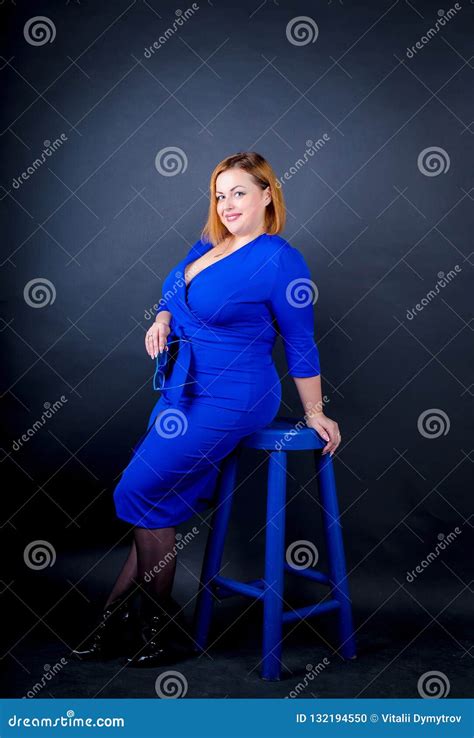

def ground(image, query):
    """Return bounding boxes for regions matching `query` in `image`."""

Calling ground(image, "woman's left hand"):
[306,413,341,457]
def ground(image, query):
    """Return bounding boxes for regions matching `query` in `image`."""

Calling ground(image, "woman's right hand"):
[145,320,171,359]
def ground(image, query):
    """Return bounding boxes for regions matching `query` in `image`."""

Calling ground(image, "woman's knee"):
[113,475,134,515]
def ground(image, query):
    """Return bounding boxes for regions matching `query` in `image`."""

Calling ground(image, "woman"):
[72,151,341,668]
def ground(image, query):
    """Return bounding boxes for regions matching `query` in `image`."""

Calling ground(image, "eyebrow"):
[215,185,246,194]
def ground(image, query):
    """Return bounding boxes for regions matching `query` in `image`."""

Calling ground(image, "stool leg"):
[315,452,357,659]
[262,451,287,681]
[193,449,240,652]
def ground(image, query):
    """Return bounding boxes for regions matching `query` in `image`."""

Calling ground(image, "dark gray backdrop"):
[1,0,472,699]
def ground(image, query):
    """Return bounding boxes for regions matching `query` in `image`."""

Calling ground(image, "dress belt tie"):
[128,326,193,457]
[153,324,193,408]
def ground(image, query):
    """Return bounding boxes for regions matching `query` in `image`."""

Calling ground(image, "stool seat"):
[193,416,357,681]
[241,416,326,451]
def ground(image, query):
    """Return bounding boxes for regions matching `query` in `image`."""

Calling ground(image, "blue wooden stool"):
[192,417,357,680]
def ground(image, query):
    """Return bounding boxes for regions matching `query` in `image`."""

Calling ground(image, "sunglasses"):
[152,338,191,391]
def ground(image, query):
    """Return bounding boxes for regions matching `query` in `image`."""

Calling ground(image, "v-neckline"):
[184,232,266,293]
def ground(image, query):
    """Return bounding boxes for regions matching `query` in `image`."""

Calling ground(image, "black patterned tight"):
[104,527,177,609]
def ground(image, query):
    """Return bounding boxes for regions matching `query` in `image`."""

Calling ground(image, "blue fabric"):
[113,233,321,528]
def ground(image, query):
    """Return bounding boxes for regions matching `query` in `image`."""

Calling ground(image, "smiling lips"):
[225,213,241,221]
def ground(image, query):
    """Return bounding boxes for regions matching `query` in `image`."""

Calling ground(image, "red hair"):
[201,151,286,247]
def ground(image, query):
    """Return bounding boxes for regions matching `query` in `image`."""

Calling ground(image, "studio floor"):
[3,555,472,700]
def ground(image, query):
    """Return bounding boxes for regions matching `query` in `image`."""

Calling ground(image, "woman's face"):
[215,168,270,238]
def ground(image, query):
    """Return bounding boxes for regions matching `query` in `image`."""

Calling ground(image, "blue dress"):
[113,233,321,528]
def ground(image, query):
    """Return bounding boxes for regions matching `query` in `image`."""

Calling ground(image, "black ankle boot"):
[71,594,131,661]
[126,596,193,668]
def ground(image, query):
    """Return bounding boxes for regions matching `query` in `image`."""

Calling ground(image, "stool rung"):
[282,599,340,624]
[284,562,330,585]
[194,440,357,681]
[214,576,264,600]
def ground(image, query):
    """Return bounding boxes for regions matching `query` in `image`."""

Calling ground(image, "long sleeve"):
[155,296,170,319]
[156,302,170,317]
[268,245,321,377]
[155,239,202,320]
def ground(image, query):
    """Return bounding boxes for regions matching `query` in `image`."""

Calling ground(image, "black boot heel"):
[126,597,194,668]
